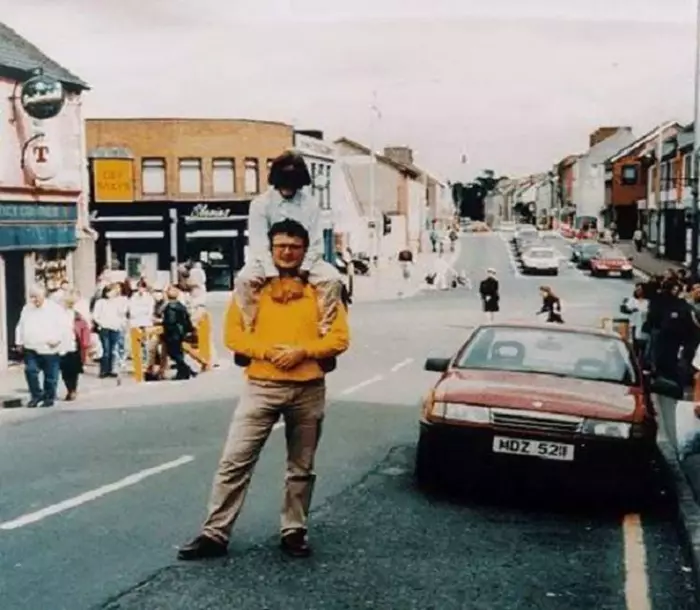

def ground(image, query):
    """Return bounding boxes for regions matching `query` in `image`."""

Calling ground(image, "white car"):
[520,246,559,275]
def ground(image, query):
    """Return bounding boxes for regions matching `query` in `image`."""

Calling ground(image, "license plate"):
[492,436,574,461]
[608,271,620,276]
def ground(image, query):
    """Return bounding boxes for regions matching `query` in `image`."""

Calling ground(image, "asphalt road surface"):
[0,233,697,610]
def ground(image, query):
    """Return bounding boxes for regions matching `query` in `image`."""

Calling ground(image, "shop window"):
[141,158,166,195]
[179,158,202,194]
[212,158,235,194]
[620,164,638,186]
[244,158,259,194]
[34,250,68,292]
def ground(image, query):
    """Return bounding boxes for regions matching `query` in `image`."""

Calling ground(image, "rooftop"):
[0,22,87,89]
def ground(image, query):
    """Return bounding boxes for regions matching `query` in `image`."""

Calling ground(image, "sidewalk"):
[614,241,683,279]
[351,242,462,303]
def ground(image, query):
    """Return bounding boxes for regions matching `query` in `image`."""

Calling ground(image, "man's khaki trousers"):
[202,378,325,544]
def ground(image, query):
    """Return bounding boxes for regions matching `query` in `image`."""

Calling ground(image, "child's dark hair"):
[268,151,312,190]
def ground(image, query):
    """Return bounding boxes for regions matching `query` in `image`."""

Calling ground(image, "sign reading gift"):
[93,158,134,202]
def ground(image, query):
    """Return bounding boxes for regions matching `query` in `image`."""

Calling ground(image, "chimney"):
[589,126,631,148]
[383,146,414,166]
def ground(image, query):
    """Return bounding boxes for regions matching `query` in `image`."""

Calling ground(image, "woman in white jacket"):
[93,284,128,378]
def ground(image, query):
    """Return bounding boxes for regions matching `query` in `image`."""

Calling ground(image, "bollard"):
[130,327,145,382]
[182,311,212,371]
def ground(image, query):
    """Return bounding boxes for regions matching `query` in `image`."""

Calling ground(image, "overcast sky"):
[2,0,697,179]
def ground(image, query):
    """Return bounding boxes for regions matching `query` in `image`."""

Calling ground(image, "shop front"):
[89,200,251,291]
[0,202,78,364]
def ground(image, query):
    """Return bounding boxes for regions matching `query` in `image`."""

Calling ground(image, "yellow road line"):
[623,513,651,610]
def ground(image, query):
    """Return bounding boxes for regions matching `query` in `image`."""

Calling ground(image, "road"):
[0,232,696,610]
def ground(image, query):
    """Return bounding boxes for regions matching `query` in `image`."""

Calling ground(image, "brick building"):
[85,118,293,290]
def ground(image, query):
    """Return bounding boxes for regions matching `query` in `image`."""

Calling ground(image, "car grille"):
[491,409,582,437]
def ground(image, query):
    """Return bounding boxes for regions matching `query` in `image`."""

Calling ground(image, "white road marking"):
[339,375,384,395]
[0,455,195,531]
[622,513,651,610]
[390,358,414,373]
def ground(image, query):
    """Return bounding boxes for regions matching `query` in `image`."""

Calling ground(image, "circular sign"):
[20,70,65,120]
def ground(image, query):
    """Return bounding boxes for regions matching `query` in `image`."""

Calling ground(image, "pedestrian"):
[59,290,92,401]
[231,152,342,365]
[537,286,564,323]
[177,219,350,561]
[14,284,66,408]
[633,227,644,253]
[128,279,156,369]
[625,283,650,364]
[479,268,500,322]
[92,284,127,378]
[649,280,690,382]
[161,285,197,380]
[397,249,414,298]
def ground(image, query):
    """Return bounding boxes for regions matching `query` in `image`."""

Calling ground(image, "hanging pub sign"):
[20,68,66,120]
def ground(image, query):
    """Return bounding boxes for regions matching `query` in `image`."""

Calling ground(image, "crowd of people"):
[13,267,209,407]
[622,267,700,387]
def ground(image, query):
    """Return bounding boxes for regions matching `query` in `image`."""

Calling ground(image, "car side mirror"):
[649,376,684,400]
[424,357,450,373]
[627,256,634,262]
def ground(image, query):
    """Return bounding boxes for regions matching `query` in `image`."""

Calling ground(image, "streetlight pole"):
[691,0,700,280]
[369,90,380,264]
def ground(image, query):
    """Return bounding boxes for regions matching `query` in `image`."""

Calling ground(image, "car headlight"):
[582,419,631,439]
[621,264,631,270]
[435,402,490,423]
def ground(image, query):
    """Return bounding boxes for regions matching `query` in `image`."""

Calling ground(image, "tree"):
[451,170,505,221]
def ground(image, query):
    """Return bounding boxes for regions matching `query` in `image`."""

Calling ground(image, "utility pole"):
[369,90,380,265]
[691,0,700,280]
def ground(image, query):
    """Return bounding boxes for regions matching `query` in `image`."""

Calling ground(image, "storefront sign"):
[191,203,231,218]
[0,203,77,223]
[294,134,336,160]
[20,69,66,121]
[93,159,135,202]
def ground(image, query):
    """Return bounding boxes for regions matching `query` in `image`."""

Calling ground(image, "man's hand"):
[270,345,307,370]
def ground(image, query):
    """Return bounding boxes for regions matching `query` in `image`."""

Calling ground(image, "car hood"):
[435,370,639,420]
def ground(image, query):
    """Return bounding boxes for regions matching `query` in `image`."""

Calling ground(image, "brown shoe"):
[280,529,312,558]
[177,534,228,561]
[65,391,77,401]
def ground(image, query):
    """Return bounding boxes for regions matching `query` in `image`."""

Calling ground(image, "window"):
[212,158,235,194]
[620,164,638,186]
[244,158,259,193]
[310,162,317,195]
[456,326,637,386]
[684,154,693,185]
[178,158,202,194]
[141,158,166,195]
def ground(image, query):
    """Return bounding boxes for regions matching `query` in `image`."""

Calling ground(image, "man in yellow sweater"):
[178,218,349,560]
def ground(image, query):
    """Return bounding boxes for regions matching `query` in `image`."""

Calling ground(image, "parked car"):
[520,246,559,275]
[512,225,538,245]
[590,248,634,279]
[415,321,680,499]
[574,242,603,269]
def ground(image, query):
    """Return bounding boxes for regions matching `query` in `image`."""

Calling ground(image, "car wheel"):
[415,429,441,491]
[623,272,633,279]
[551,269,559,276]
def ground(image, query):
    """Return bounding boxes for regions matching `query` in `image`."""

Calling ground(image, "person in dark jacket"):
[537,286,564,323]
[479,268,499,322]
[161,286,197,380]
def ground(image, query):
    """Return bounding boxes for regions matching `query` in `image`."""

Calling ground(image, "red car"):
[416,322,679,498]
[589,248,634,278]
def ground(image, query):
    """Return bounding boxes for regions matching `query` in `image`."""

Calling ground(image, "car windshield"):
[599,250,626,260]
[455,326,638,386]
[581,244,600,254]
[526,249,554,259]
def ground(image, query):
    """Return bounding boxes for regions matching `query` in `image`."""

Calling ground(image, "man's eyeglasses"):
[272,244,304,252]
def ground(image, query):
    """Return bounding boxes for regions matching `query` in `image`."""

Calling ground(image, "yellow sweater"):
[223,283,350,382]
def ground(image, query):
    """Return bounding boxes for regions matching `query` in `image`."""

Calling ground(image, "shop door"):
[4,251,26,362]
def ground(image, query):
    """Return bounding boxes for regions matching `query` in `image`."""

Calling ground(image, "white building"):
[0,23,92,371]
[293,131,336,259]
[571,127,636,224]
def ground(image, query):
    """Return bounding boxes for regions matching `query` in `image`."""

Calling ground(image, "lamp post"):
[691,0,700,279]
[314,172,333,262]
[368,90,381,264]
